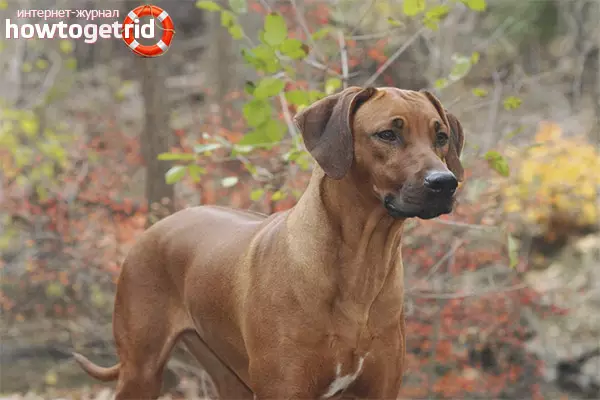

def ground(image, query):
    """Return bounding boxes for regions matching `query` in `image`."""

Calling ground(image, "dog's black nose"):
[424,171,458,195]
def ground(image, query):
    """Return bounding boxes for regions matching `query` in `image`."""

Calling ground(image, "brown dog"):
[73,86,465,399]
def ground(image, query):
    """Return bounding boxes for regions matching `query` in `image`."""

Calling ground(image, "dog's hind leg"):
[112,303,191,399]
[111,260,193,399]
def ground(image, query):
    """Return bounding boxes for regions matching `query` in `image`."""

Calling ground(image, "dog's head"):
[294,86,465,220]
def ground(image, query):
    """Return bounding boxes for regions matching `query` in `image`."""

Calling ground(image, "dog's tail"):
[72,352,120,381]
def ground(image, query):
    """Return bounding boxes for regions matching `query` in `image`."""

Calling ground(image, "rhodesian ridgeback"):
[73,86,465,399]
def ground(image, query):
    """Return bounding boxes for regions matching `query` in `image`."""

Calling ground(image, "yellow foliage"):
[501,121,600,236]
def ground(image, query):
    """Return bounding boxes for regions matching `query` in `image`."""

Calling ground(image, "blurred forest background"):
[1,0,600,399]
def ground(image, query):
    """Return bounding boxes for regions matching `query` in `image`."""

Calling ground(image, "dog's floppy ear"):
[293,86,377,179]
[421,90,465,182]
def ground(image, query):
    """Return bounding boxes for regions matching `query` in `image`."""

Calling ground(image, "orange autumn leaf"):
[368,48,387,63]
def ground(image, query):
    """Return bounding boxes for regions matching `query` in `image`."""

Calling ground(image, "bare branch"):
[350,29,404,41]
[337,30,349,88]
[429,218,502,233]
[258,0,272,12]
[278,92,300,145]
[409,282,528,300]
[302,57,343,78]
[363,27,426,87]
[289,0,326,63]
[421,239,465,283]
[24,50,62,110]
[348,0,377,37]
[481,70,503,154]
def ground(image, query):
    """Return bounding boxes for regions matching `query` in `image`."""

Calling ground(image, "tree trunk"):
[138,56,174,228]
[208,0,234,130]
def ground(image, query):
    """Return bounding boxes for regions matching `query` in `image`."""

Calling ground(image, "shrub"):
[501,122,600,242]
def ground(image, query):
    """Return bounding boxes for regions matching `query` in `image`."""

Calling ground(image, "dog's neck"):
[287,167,405,321]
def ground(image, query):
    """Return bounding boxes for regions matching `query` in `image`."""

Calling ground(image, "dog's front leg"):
[248,354,327,400]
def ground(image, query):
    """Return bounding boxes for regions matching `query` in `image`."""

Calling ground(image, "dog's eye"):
[435,132,449,147]
[375,130,397,142]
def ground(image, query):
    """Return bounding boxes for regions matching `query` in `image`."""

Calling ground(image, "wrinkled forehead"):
[354,87,441,131]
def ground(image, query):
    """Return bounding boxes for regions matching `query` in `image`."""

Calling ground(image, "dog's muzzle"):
[383,171,458,220]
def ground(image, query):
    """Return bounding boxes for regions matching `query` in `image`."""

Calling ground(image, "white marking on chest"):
[321,356,366,398]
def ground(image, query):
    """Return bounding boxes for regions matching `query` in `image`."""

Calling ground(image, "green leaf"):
[221,10,235,28]
[271,190,286,201]
[311,27,331,40]
[238,130,269,147]
[263,13,288,46]
[425,5,450,20]
[291,151,312,171]
[36,186,48,201]
[251,189,265,201]
[228,0,247,13]
[59,40,73,54]
[253,77,285,99]
[44,371,58,386]
[279,38,307,59]
[484,150,510,177]
[465,0,486,11]
[243,99,272,127]
[241,48,264,70]
[20,118,38,136]
[232,144,254,154]
[242,45,280,73]
[221,176,239,188]
[285,90,310,106]
[503,96,522,111]
[423,18,439,30]
[507,233,519,268]
[194,143,222,154]
[284,65,297,79]
[423,5,450,29]
[0,0,8,10]
[196,0,222,11]
[308,90,326,103]
[45,282,64,298]
[434,78,449,89]
[244,81,256,95]
[387,17,404,27]
[157,152,196,161]
[506,125,524,139]
[472,87,488,97]
[403,0,426,16]
[65,58,77,70]
[165,165,186,184]
[449,54,473,81]
[243,161,257,175]
[471,51,480,64]
[263,119,287,142]
[90,286,106,308]
[283,148,303,162]
[228,24,244,39]
[188,164,206,182]
[325,78,342,95]
[36,59,49,70]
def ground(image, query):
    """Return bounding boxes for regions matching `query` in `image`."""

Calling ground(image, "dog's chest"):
[317,329,373,398]
[321,353,368,398]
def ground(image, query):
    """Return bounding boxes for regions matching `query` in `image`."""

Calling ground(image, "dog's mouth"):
[382,193,455,220]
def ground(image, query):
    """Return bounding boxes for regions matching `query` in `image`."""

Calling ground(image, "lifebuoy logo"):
[121,5,175,57]
[4,4,175,57]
